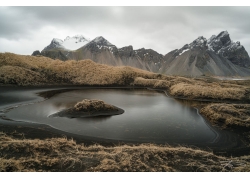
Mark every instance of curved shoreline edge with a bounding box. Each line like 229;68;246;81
0;86;249;156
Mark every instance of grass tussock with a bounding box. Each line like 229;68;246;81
1;132;249;172
133;77;171;88
1;52;250;101
170;82;246;100
200;103;250;128
74;99;116;112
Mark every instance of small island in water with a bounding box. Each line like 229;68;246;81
50;99;124;118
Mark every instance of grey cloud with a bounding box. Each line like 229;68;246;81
0;6;250;55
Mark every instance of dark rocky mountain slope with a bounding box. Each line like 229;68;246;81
160;31;250;77
32;31;250;77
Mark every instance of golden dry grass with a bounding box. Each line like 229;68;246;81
170;82;246;100
0;52;250;101
1;132;249;172
200;103;250;128
133;77;171;88
0;53;160;86
74;99;116;111
1;53;250;172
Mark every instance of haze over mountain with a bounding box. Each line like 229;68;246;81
32;31;250;77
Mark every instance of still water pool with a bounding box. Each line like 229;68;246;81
6;88;219;144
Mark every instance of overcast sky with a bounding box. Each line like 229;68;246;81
1;6;250;55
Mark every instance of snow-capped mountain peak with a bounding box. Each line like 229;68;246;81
170;30;250;68
92;36;114;46
62;35;90;50
52;38;63;45
64;35;90;42
189;36;207;49
42;38;64;51
42;35;91;52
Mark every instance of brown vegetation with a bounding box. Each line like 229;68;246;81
200;103;250;128
1;52;250;102
1;132;249;172
74;99;116;112
170;82;246;100
50;99;124;118
1;53;250;171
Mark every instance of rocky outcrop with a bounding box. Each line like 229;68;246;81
207;31;250;68
31;50;41;56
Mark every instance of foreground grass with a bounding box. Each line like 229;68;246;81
1;132;249;172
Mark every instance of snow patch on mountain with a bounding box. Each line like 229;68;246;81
189;36;207;49
63;35;90;50
43;35;90;51
179;49;189;55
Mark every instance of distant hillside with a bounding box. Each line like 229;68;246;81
0;52;164;86
32;31;250;77
161;31;250;77
32;36;166;73
1;53;250;102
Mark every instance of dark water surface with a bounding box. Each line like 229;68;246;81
0;86;242;150
4;88;219;144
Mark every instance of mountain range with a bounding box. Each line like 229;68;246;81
32;31;250;77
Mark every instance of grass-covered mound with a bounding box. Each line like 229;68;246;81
1;132;249;172
50;99;124;118
200;103;250;129
1;52;250;102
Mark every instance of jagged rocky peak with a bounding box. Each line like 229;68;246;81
91;36;114;46
119;45;133;51
169;30;250;68
42;38;65;51
134;48;164;64
189;36;207;49
216;31;231;45
82;36;117;55
52;38;63;45
207;31;250;67
42;35;91;52
207;31;232;52
118;45;134;57
173;36;207;57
